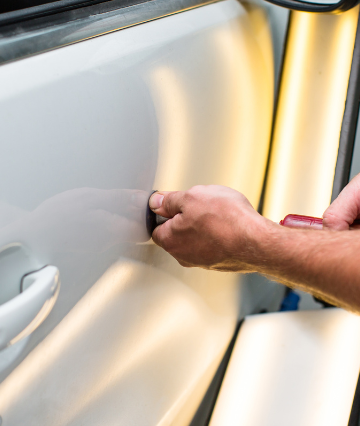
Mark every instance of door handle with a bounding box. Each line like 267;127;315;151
0;265;60;350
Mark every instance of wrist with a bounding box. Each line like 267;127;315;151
246;215;287;272
229;209;280;272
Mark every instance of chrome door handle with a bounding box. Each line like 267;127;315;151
0;265;60;350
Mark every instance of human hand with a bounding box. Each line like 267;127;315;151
149;185;274;271
323;173;360;230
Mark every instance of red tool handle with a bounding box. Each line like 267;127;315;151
280;214;360;229
279;214;323;229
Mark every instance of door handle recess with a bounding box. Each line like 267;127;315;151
0;265;60;350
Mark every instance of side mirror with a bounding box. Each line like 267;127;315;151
265;0;359;13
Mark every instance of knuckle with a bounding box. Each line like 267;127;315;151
188;185;205;196
323;211;339;225
162;196;171;214
184;186;205;204
323;211;347;230
163;191;181;216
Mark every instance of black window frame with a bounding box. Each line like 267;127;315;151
0;0;151;27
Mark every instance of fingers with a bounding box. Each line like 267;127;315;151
151;218;172;248
151;216;192;267
149;191;185;218
323;174;360;230
322;210;350;231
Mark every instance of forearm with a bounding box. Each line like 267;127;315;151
149;185;360;313
251;223;360;313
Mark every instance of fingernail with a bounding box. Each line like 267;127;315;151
149;193;164;210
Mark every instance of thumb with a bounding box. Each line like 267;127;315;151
149;191;184;218
323;187;360;230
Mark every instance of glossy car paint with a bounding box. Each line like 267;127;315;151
0;1;280;424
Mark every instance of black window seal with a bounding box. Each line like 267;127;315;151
0;0;149;27
331;8;360;201
0;0;218;66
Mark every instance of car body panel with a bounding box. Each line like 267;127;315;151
0;1;281;424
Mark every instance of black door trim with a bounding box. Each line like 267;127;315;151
331;9;360;202
0;0;148;27
0;0;219;65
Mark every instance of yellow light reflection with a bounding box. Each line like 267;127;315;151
60;296;201;424
149;66;190;191
209;309;360;426
0;260;233;426
263;8;359;221
209;319;275;426
147;2;275;208
209;6;274;207
0;263;133;412
212;23;273;204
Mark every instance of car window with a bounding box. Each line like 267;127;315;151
1;0;64;14
0;0;149;26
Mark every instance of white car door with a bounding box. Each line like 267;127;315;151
0;0;285;424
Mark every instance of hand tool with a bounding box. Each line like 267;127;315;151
146;191;169;235
280;214;360;229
